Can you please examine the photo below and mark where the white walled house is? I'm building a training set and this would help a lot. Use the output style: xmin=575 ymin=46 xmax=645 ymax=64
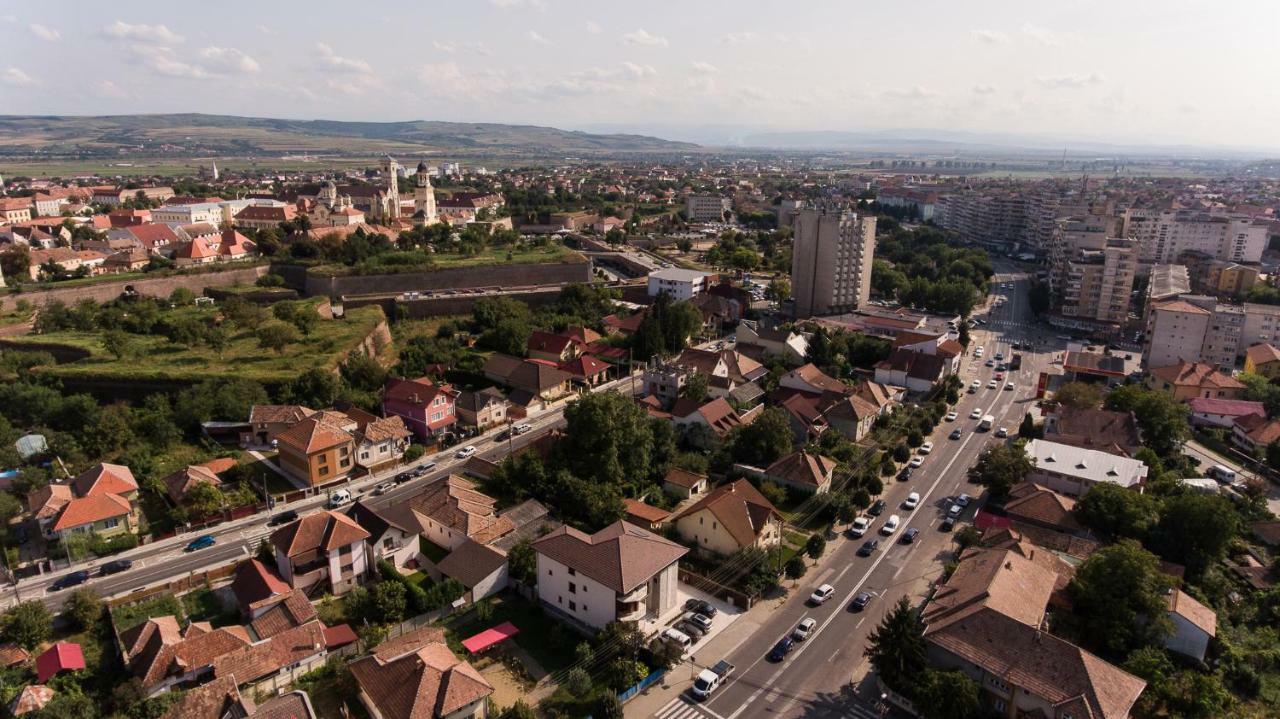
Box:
xmin=270 ymin=510 xmax=371 ymax=596
xmin=346 ymin=501 xmax=422 ymax=570
xmin=532 ymin=521 xmax=686 ymax=631
xmin=1164 ymin=589 xmax=1217 ymax=662
xmin=1024 ymin=439 xmax=1149 ymax=498
xmin=647 ymin=268 xmax=711 ymax=300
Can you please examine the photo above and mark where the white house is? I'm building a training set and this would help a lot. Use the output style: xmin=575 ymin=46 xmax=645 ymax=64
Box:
xmin=1023 ymin=439 xmax=1149 ymax=498
xmin=269 ymin=510 xmax=370 ymax=596
xmin=532 ymin=521 xmax=687 ymax=631
xmin=1165 ymin=588 xmax=1217 ymax=662
xmin=346 ymin=501 xmax=422 ymax=570
xmin=647 ymin=267 xmax=711 ymax=301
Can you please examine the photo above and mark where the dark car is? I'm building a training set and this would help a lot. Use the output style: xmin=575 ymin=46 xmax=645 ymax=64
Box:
xmin=940 ymin=516 xmax=957 ymax=532
xmin=896 ymin=467 xmax=912 ymax=482
xmin=49 ymin=570 xmax=90 ymax=592
xmin=684 ymin=598 xmax=718 ymax=618
xmin=850 ymin=592 xmax=873 ymax=612
xmin=99 ymin=559 xmax=133 ymax=576
xmin=767 ymin=636 xmax=795 ymax=662
xmin=868 ymin=499 xmax=887 ymax=516
xmin=949 ymin=428 xmax=962 ymax=440
xmin=268 ymin=510 xmax=298 ymax=526
xmin=857 ymin=539 xmax=879 ymax=557
xmin=185 ymin=535 xmax=216 ymax=552
xmin=901 ymin=528 xmax=920 ymax=544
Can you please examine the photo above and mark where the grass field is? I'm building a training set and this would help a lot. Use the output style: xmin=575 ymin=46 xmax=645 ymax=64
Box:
xmin=308 ymin=244 xmax=582 ymax=277
xmin=3 ymin=304 xmax=385 ymax=385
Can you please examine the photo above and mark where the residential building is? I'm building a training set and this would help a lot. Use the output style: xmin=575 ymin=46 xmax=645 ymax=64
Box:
xmin=780 ymin=363 xmax=849 ymax=395
xmin=790 ymin=208 xmax=876 ymax=318
xmin=161 ymin=459 xmax=234 ymax=504
xmin=761 ymin=450 xmax=837 ymax=495
xmin=0 ymin=199 xmax=32 ymax=224
xmin=232 ymin=203 xmax=298 ymax=230
xmin=674 ymin=479 xmax=782 ymax=556
xmin=1023 ymin=439 xmax=1149 ymax=497
xmin=1122 ymin=208 xmax=1269 ymax=267
xmin=1147 ymin=361 xmax=1245 ymax=401
xmin=1143 ymin=299 xmax=1213 ymax=369
xmin=151 ymin=199 xmax=261 ymax=227
xmin=1042 ymin=406 xmax=1142 ymax=457
xmin=340 ymin=407 xmax=412 ymax=471
xmin=381 ymin=377 xmax=458 ymax=440
xmin=26 ymin=484 xmax=71 ymax=539
xmin=734 ymin=320 xmax=809 ymax=365
xmin=270 ymin=509 xmax=371 ymax=596
xmin=435 ymin=539 xmax=509 ymax=603
xmin=685 ymin=194 xmax=731 ymax=222
xmin=532 ymin=521 xmax=687 ymax=630
xmin=454 ymin=387 xmax=509 ymax=429
xmin=671 ymin=397 xmax=746 ymax=444
xmin=527 ymin=330 xmax=584 ymax=363
xmin=623 ymin=499 xmax=672 ymax=531
xmin=349 ymin=629 xmax=492 ymax=719
xmin=1244 ymin=343 xmax=1280 ymax=378
xmin=346 ymin=501 xmax=424 ymax=570
xmin=1187 ymin=397 xmax=1265 ymax=428
xmin=275 ymin=415 xmax=356 ymax=487
xmin=1142 ymin=264 xmax=1191 ymax=325
xmin=408 ymin=476 xmax=514 ymax=552
xmin=1054 ymin=238 xmax=1138 ymax=328
xmin=482 ymin=354 xmax=573 ymax=403
xmin=921 ymin=546 xmax=1145 ymax=719
xmin=49 ymin=462 xmax=140 ymax=540
xmin=1231 ymin=413 xmax=1280 ymax=453
xmin=229 ymin=558 xmax=292 ymax=619
xmin=91 ymin=186 xmax=174 ymax=206
xmin=662 ymin=467 xmax=709 ymax=499
xmin=242 ymin=405 xmax=316 ymax=447
xmin=1165 ymin=588 xmax=1217 ymax=662
xmin=647 ymin=268 xmax=711 ymax=300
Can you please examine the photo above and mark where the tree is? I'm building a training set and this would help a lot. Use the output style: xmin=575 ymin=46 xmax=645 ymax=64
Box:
xmin=205 ymin=325 xmax=231 ymax=357
xmin=508 ymin=540 xmax=537 ymax=586
xmin=1105 ymin=385 xmax=1189 ymax=457
xmin=1 ymin=601 xmax=51 ymax=650
xmin=1073 ymin=482 xmax=1160 ymax=540
xmin=603 ymin=658 xmax=647 ymax=691
xmin=1151 ymin=493 xmax=1241 ymax=579
xmin=728 ymin=406 xmax=793 ymax=466
xmin=805 ymin=533 xmax=826 ymax=559
xmin=1068 ymin=539 xmax=1173 ymax=658
xmin=966 ymin=444 xmax=1032 ymax=501
xmin=916 ymin=670 xmax=980 ymax=719
xmin=680 ymin=372 xmax=709 ymax=403
xmin=784 ymin=556 xmax=807 ymax=580
xmin=182 ymin=481 xmax=225 ymax=519
xmin=500 ymin=701 xmax=536 ymax=719
xmin=593 ymin=694 xmax=625 ymax=719
xmin=865 ymin=597 xmax=927 ymax=697
xmin=370 ymin=580 xmax=408 ymax=623
xmin=478 ymin=317 xmax=531 ymax=356
xmin=101 ymin=329 xmax=136 ymax=360
xmin=1054 ymin=382 xmax=1103 ymax=410
xmin=565 ymin=667 xmax=593 ymax=698
xmin=255 ymin=320 xmax=300 ymax=353
xmin=340 ymin=352 xmax=387 ymax=392
xmin=765 ymin=277 xmax=791 ymax=303
xmin=558 ymin=392 xmax=662 ymax=493
xmin=169 ymin=287 xmax=196 ymax=306
xmin=1018 ymin=412 xmax=1041 ymax=439
xmin=281 ymin=367 xmax=341 ymax=408
xmin=62 ymin=589 xmax=103 ymax=631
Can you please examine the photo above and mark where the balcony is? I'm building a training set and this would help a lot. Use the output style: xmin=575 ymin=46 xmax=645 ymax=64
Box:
xmin=618 ymin=583 xmax=649 ymax=603
xmin=616 ymin=599 xmax=646 ymax=621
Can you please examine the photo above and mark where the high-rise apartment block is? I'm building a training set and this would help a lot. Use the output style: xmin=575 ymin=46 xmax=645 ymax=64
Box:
xmin=1143 ymin=294 xmax=1280 ymax=370
xmin=790 ymin=208 xmax=876 ymax=318
xmin=685 ymin=195 xmax=731 ymax=223
xmin=1122 ymin=208 xmax=1269 ymax=267
xmin=1056 ymin=238 xmax=1138 ymax=327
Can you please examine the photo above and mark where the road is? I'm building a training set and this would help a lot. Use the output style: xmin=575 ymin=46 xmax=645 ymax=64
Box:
xmin=646 ymin=273 xmax=1057 ymax=719
xmin=11 ymin=373 xmax=642 ymax=611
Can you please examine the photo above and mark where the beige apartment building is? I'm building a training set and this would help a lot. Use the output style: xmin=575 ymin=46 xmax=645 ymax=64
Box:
xmin=1056 ymin=238 xmax=1137 ymax=327
xmin=790 ymin=208 xmax=875 ymax=318
xmin=685 ymin=194 xmax=731 ymax=222
xmin=1122 ymin=208 xmax=1269 ymax=267
xmin=1143 ymin=294 xmax=1280 ymax=370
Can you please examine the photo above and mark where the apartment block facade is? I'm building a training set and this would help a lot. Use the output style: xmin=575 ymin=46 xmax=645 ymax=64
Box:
xmin=1144 ymin=294 xmax=1280 ymax=370
xmin=790 ymin=208 xmax=876 ymax=318
xmin=1056 ymin=238 xmax=1137 ymax=327
xmin=684 ymin=195 xmax=731 ymax=222
xmin=1122 ymin=208 xmax=1269 ymax=267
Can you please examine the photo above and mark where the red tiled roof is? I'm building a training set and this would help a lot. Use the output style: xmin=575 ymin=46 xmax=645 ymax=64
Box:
xmin=1150 ymin=361 xmax=1244 ymax=390
xmin=52 ymin=494 xmax=131 ymax=531
xmin=71 ymin=462 xmax=137 ymax=497
xmin=349 ymin=641 xmax=493 ymax=719
xmin=231 ymin=559 xmax=291 ymax=615
xmin=271 ymin=510 xmax=370 ymax=558
xmin=274 ymin=417 xmax=352 ymax=455
xmin=623 ymin=498 xmax=672 ymax=524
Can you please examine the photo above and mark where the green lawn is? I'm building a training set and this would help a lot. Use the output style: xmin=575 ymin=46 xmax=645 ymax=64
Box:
xmin=111 ymin=594 xmax=185 ymax=633
xmin=181 ymin=587 xmax=239 ymax=627
xmin=432 ymin=245 xmax=579 ymax=269
xmin=440 ymin=595 xmax=575 ymax=676
xmin=4 ymin=304 xmax=385 ymax=385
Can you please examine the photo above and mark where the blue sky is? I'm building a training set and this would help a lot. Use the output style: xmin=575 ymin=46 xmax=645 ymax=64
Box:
xmin=2 ymin=0 xmax=1277 ymax=149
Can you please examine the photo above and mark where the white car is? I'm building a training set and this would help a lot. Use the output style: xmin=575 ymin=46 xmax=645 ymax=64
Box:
xmin=455 ymin=445 xmax=477 ymax=459
xmin=996 ymin=427 xmax=1009 ymax=438
xmin=809 ymin=584 xmax=836 ymax=605
xmin=970 ymin=408 xmax=983 ymax=420
xmin=1005 ymin=381 xmax=1015 ymax=390
xmin=792 ymin=617 xmax=817 ymax=641
xmin=513 ymin=423 xmax=533 ymax=434
xmin=970 ymin=379 xmax=981 ymax=390
xmin=975 ymin=347 xmax=985 ymax=357
xmin=849 ymin=517 xmax=871 ymax=537
xmin=880 ymin=514 xmax=901 ymax=535
xmin=948 ymin=504 xmax=963 ymax=518
xmin=918 ymin=442 xmax=934 ymax=455
xmin=909 ymin=457 xmax=924 ymax=468
xmin=372 ymin=481 xmax=395 ymax=496
xmin=987 ymin=380 xmax=998 ymax=389
xmin=945 ymin=411 xmax=958 ymax=421
xmin=904 ymin=492 xmax=920 ymax=510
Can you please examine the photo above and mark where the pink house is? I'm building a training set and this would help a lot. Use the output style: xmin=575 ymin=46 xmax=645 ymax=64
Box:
xmin=382 ymin=377 xmax=459 ymax=440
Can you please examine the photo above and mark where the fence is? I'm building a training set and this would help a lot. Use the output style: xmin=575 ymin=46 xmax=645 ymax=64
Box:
xmin=244 ymin=650 xmax=333 ymax=701
xmin=104 ymin=561 xmax=240 ymax=608
xmin=618 ymin=668 xmax=667 ymax=704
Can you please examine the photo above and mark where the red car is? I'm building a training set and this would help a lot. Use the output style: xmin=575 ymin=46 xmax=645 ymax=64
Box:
xmin=994 ymin=372 xmax=1005 ymax=381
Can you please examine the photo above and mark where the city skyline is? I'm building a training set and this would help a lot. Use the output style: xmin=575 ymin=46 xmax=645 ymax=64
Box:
xmin=3 ymin=0 xmax=1279 ymax=152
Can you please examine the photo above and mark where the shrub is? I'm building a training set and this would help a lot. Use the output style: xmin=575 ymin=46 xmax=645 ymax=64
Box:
xmin=404 ymin=444 xmax=426 ymax=462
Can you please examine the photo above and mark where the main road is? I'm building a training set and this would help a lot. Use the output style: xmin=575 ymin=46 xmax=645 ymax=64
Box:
xmin=647 ymin=274 xmax=1056 ymax=719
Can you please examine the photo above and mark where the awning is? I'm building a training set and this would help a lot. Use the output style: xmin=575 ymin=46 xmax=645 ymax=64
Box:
xmin=461 ymin=621 xmax=519 ymax=654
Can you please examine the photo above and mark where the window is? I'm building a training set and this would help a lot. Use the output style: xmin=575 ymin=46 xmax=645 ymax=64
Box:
xmin=569 ymin=582 xmax=577 ymax=594
xmin=569 ymin=600 xmax=576 ymax=611
xmin=319 ymin=466 xmax=329 ymax=477
xmin=547 ymin=569 xmax=553 ymax=576
xmin=340 ymin=458 xmax=351 ymax=469
xmin=103 ymin=518 xmax=120 ymax=529
xmin=568 ymin=567 xmax=576 ymax=576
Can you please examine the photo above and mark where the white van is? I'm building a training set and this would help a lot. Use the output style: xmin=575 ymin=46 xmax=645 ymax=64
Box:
xmin=662 ymin=628 xmax=692 ymax=653
xmin=327 ymin=489 xmax=352 ymax=508
xmin=880 ymin=514 xmax=901 ymax=535
xmin=1208 ymin=465 xmax=1237 ymax=484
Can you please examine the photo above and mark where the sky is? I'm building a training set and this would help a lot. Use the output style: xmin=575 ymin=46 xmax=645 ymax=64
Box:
xmin=2 ymin=0 xmax=1278 ymax=150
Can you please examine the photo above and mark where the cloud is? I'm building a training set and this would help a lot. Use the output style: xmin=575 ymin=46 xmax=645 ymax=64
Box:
xmin=1 ymin=67 xmax=35 ymax=86
xmin=585 ymin=20 xmax=602 ymax=34
xmin=972 ymin=84 xmax=997 ymax=94
xmin=527 ymin=30 xmax=550 ymax=45
xmin=316 ymin=43 xmax=373 ymax=74
xmin=722 ymin=31 xmax=758 ymax=44
xmin=1037 ymin=72 xmax=1103 ymax=89
xmin=883 ymin=85 xmax=939 ymax=99
xmin=622 ymin=29 xmax=668 ymax=47
xmin=971 ymin=29 xmax=1008 ymax=44
xmin=94 ymin=80 xmax=130 ymax=99
xmin=620 ymin=62 xmax=656 ymax=78
xmin=29 ymin=23 xmax=59 ymax=41
xmin=129 ymin=45 xmax=208 ymax=78
xmin=103 ymin=21 xmax=183 ymax=44
xmin=198 ymin=47 xmax=260 ymax=74
xmin=738 ymin=86 xmax=771 ymax=102
xmin=1020 ymin=22 xmax=1065 ymax=47
xmin=691 ymin=61 xmax=719 ymax=74
xmin=490 ymin=0 xmax=547 ymax=8
xmin=256 ymin=24 xmax=276 ymax=35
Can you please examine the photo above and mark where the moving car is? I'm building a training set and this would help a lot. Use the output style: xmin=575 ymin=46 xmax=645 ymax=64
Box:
xmin=880 ymin=514 xmax=901 ymax=535
xmin=809 ymin=584 xmax=836 ymax=605
xmin=850 ymin=592 xmax=873 ymax=612
xmin=918 ymin=442 xmax=934 ymax=455
xmin=970 ymin=380 xmax=981 ymax=391
xmin=909 ymin=457 xmax=924 ymax=468
xmin=685 ymin=598 xmax=718 ymax=618
xmin=857 ymin=539 xmax=879 ymax=556
xmin=327 ymin=489 xmax=351 ymax=508
xmin=984 ymin=359 xmax=995 ymax=367
xmin=970 ymin=408 xmax=983 ymax=420
xmin=945 ymin=411 xmax=958 ymax=422
xmin=99 ymin=559 xmax=133 ymax=576
xmin=902 ymin=528 xmax=920 ymax=544
xmin=792 ymin=618 xmax=817 ymax=641
xmin=268 ymin=509 xmax=299 ymax=526
xmin=513 ymin=423 xmax=533 ymax=435
xmin=987 ymin=380 xmax=998 ymax=389
xmin=903 ymin=492 xmax=920 ymax=510
xmin=767 ymin=637 xmax=795 ymax=662
xmin=949 ymin=428 xmax=963 ymax=440
xmin=455 ymin=445 xmax=477 ymax=459
xmin=691 ymin=660 xmax=735 ymax=700
xmin=996 ymin=427 xmax=1008 ymax=438
xmin=185 ymin=535 xmax=216 ymax=552
xmin=49 ymin=570 xmax=90 ymax=592
xmin=687 ymin=613 xmax=714 ymax=633
xmin=1005 ymin=381 xmax=1015 ymax=391
xmin=994 ymin=372 xmax=1004 ymax=381
xmin=869 ymin=499 xmax=887 ymax=516
xmin=848 ymin=517 xmax=871 ymax=537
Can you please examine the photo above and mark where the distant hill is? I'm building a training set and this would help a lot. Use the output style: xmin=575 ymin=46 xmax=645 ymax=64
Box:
xmin=0 ymin=113 xmax=697 ymax=158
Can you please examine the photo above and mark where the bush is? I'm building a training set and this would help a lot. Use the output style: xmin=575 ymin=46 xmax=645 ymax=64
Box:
xmin=256 ymin=273 xmax=286 ymax=287
xmin=758 ymin=481 xmax=787 ymax=507
xmin=403 ymin=444 xmax=426 ymax=463
xmin=565 ymin=667 xmax=593 ymax=698
xmin=377 ymin=560 xmax=430 ymax=615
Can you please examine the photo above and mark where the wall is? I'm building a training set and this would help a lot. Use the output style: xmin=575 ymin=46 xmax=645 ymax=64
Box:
xmin=303 ymin=260 xmax=592 ymax=298
xmin=344 ymin=286 xmax=566 ymax=320
xmin=536 ymin=552 xmax=617 ymax=630
xmin=0 ymin=264 xmax=271 ymax=311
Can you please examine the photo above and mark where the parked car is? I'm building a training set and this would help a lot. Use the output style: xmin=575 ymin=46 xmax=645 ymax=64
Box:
xmin=767 ymin=637 xmax=795 ymax=662
xmin=685 ymin=599 xmax=718 ymax=618
xmin=49 ymin=571 xmax=90 ymax=592
xmin=809 ymin=584 xmax=836 ymax=605
xmin=948 ymin=504 xmax=963 ymax=518
xmin=945 ymin=411 xmax=958 ymax=422
xmin=513 ymin=423 xmax=533 ymax=435
xmin=792 ymin=618 xmax=817 ymax=641
xmin=903 ymin=492 xmax=920 ymax=510
xmin=940 ymin=517 xmax=957 ymax=532
xmin=99 ymin=559 xmax=133 ymax=576
xmin=373 ymin=481 xmax=395 ymax=496
xmin=918 ymin=442 xmax=934 ymax=455
xmin=869 ymin=499 xmax=887 ymax=516
xmin=896 ymin=467 xmax=912 ymax=482
xmin=455 ymin=445 xmax=477 ymax=459
xmin=850 ymin=592 xmax=873 ymax=612
xmin=688 ymin=613 xmax=714 ymax=633
xmin=902 ymin=528 xmax=920 ymax=544
xmin=848 ymin=517 xmax=871 ymax=537
xmin=909 ymin=457 xmax=924 ymax=468
xmin=268 ymin=509 xmax=299 ymax=526
xmin=995 ymin=427 xmax=1008 ymax=438
xmin=857 ymin=539 xmax=879 ymax=557
xmin=679 ymin=620 xmax=706 ymax=638
xmin=955 ymin=494 xmax=972 ymax=508
xmin=185 ymin=535 xmax=216 ymax=552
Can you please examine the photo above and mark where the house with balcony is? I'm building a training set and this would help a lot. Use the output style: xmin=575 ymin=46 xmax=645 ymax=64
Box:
xmin=346 ymin=501 xmax=423 ymax=570
xmin=455 ymin=387 xmax=509 ymax=429
xmin=532 ymin=521 xmax=687 ymax=631
xmin=338 ymin=406 xmax=412 ymax=471
xmin=270 ymin=510 xmax=371 ymax=596
xmin=381 ymin=377 xmax=459 ymax=441
xmin=241 ymin=405 xmax=316 ymax=448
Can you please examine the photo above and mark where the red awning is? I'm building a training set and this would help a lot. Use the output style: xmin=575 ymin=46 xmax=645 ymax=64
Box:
xmin=461 ymin=621 xmax=520 ymax=654
xmin=973 ymin=509 xmax=1011 ymax=532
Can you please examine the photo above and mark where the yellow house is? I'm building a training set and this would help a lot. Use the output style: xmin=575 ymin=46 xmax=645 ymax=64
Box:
xmin=1245 ymin=343 xmax=1280 ymax=380
xmin=674 ymin=479 xmax=782 ymax=556
xmin=52 ymin=494 xmax=133 ymax=539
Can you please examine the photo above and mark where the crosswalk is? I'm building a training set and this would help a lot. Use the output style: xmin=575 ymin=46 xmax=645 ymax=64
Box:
xmin=651 ymin=695 xmax=885 ymax=719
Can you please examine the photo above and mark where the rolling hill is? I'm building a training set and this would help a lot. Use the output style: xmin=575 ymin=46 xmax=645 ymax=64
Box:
xmin=0 ymin=113 xmax=697 ymax=158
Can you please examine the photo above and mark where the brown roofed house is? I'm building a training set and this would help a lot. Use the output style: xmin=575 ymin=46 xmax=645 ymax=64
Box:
xmin=662 ymin=467 xmax=709 ymax=499
xmin=269 ymin=509 xmax=371 ymax=596
xmin=674 ymin=479 xmax=782 ymax=556
xmin=1043 ymin=406 xmax=1143 ymax=457
xmin=1147 ymin=360 xmax=1245 ymax=401
xmin=408 ymin=476 xmax=514 ymax=551
xmin=349 ymin=636 xmax=493 ymax=719
xmin=274 ymin=415 xmax=356 ymax=488
xmin=763 ymin=450 xmax=837 ymax=495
